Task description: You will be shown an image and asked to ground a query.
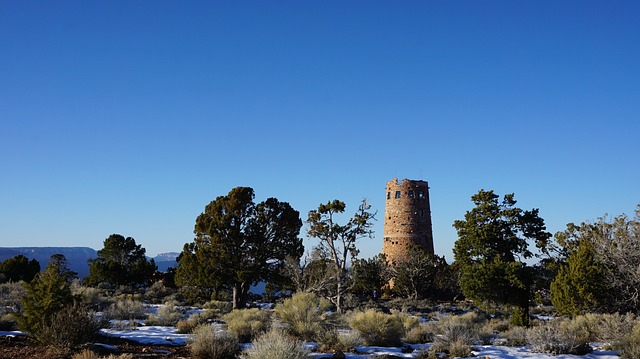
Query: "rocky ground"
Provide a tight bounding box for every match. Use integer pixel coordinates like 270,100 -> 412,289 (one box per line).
0,335 -> 190,359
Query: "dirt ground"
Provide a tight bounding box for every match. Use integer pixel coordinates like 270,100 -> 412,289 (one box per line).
0,335 -> 190,359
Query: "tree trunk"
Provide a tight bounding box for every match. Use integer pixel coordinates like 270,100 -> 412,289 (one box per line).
233,282 -> 249,309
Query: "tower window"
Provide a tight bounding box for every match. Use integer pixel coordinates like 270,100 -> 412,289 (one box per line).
419,190 -> 424,199
408,190 -> 414,198
395,191 -> 401,198
387,192 -> 391,199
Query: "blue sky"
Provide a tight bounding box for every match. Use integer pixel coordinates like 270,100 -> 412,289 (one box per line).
1,1 -> 639,261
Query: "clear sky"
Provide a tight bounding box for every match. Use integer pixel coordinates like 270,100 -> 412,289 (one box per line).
1,1 -> 639,262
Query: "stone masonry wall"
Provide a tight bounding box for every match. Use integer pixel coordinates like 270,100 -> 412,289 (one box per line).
382,178 -> 434,264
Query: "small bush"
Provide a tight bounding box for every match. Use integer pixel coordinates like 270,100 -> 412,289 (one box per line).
204,300 -> 233,315
429,314 -> 479,356
103,300 -> 147,320
393,310 -> 421,332
501,326 -> 528,346
0,281 -> 26,314
274,292 -> 330,341
144,281 -> 175,303
189,325 -> 241,359
404,324 -> 434,344
447,338 -> 473,358
348,309 -> 404,347
36,303 -> 105,358
223,308 -> 271,342
317,329 -> 362,353
587,312 -> 636,348
178,310 -> 220,334
526,318 -> 592,355
241,328 -> 310,359
620,324 -> 640,359
145,303 -> 183,326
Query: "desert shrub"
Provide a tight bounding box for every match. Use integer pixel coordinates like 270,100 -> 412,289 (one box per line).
144,281 -> 175,303
223,308 -> 271,342
403,323 -> 434,344
189,325 -> 241,359
0,281 -> 26,314
317,328 -> 362,353
205,300 -> 233,316
72,349 -> 135,359
348,309 -> 404,347
393,310 -> 421,332
429,316 -> 478,356
103,300 -> 147,320
36,303 -> 104,357
526,318 -> 592,355
501,326 -> 528,346
586,312 -> 636,348
178,310 -> 220,334
274,292 -> 330,341
447,338 -> 473,358
72,283 -> 110,311
620,324 -> 640,359
241,328 -> 309,359
145,303 -> 183,326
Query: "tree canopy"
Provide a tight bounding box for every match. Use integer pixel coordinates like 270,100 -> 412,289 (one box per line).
0,255 -> 40,283
453,189 -> 551,326
176,187 -> 303,309
306,199 -> 376,313
85,234 -> 157,289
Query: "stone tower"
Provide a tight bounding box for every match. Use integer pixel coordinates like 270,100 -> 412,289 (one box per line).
383,178 -> 434,264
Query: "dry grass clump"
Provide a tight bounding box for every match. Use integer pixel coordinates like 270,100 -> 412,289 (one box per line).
348,309 -> 404,347
103,300 -> 147,320
501,325 -> 528,346
274,292 -> 331,341
188,325 -> 241,359
241,328 -> 310,359
223,308 -> 272,342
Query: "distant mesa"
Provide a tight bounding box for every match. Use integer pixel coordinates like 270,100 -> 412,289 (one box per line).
0,247 -> 179,278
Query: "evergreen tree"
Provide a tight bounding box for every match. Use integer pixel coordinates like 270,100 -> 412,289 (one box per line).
17,254 -> 76,339
391,245 -> 449,301
351,254 -> 390,299
453,190 -> 551,326
176,187 -> 304,309
85,234 -> 157,289
0,255 -> 40,283
550,239 -> 609,316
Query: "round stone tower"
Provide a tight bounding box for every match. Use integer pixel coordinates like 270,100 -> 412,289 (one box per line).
383,178 -> 434,264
